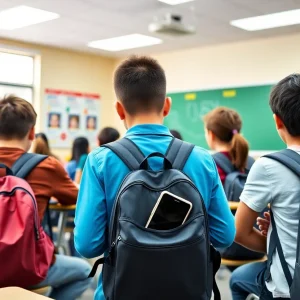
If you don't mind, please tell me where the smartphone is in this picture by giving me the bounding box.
[145,191,193,230]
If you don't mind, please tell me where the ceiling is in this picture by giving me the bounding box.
[0,0,300,57]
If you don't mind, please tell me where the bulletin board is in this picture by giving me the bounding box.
[44,89,101,148]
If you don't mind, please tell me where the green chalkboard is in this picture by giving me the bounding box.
[164,84,285,150]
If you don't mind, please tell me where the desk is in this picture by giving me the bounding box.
[49,203,76,254]
[0,287,53,300]
[228,201,239,211]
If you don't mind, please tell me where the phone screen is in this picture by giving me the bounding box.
[148,193,191,230]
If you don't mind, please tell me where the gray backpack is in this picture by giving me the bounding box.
[264,149,300,300]
[213,153,255,201]
[89,138,221,300]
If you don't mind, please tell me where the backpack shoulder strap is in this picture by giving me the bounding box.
[102,138,145,171]
[263,149,300,288]
[12,153,48,179]
[165,138,194,171]
[212,152,235,174]
[264,149,300,177]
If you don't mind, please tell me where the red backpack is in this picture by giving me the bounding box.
[0,153,54,288]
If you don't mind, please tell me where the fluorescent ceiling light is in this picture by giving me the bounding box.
[158,0,194,5]
[88,34,162,52]
[230,9,300,31]
[0,5,59,30]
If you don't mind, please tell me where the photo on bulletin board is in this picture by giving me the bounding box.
[44,89,101,148]
[86,115,97,131]
[68,114,80,130]
[48,112,61,129]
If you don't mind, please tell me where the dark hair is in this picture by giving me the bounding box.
[0,95,37,139]
[170,130,183,140]
[270,74,300,136]
[71,137,89,163]
[114,56,166,115]
[35,132,49,147]
[204,107,249,171]
[33,132,59,159]
[98,127,120,145]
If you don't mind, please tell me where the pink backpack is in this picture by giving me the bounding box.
[0,154,54,288]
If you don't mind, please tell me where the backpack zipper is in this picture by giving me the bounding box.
[0,187,40,240]
[118,234,204,249]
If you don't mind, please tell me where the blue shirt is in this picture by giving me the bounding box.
[65,160,77,181]
[74,124,235,300]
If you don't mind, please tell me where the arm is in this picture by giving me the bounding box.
[235,158,272,253]
[74,154,88,184]
[235,202,267,253]
[74,170,82,185]
[208,159,236,248]
[49,158,78,205]
[74,151,107,258]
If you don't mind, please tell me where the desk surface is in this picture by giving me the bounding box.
[228,201,239,211]
[0,287,53,300]
[49,203,76,211]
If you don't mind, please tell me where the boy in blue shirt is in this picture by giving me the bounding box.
[74,56,235,300]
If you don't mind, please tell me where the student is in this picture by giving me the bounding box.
[74,56,235,300]
[170,129,183,140]
[204,107,264,265]
[66,137,90,181]
[204,107,249,185]
[230,74,300,299]
[97,127,120,146]
[73,138,90,184]
[0,95,92,300]
[32,132,59,160]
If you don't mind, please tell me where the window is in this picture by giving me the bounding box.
[0,52,34,103]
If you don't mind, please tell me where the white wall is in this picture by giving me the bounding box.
[153,33,300,92]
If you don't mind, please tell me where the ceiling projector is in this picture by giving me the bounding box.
[149,14,196,36]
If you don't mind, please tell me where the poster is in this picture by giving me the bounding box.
[45,89,101,148]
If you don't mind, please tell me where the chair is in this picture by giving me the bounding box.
[246,293,259,300]
[30,286,52,297]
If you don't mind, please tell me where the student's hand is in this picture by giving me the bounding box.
[257,211,270,236]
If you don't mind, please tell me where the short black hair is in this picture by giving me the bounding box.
[114,56,166,115]
[98,127,120,145]
[270,74,300,136]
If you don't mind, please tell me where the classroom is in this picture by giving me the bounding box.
[0,0,300,300]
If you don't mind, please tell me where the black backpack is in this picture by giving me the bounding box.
[89,138,221,300]
[264,149,300,300]
[213,153,255,202]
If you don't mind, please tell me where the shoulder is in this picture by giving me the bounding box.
[185,145,217,181]
[190,146,216,170]
[39,156,65,171]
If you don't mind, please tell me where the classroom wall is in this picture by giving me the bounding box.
[0,38,121,160]
[152,33,300,92]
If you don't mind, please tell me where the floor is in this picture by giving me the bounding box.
[79,267,233,300]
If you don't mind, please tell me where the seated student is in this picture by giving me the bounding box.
[204,107,249,185]
[0,95,92,300]
[170,129,183,140]
[204,107,264,264]
[66,137,90,181]
[33,132,60,161]
[230,74,300,299]
[74,56,235,300]
[73,138,90,184]
[72,128,120,184]
[97,127,120,146]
